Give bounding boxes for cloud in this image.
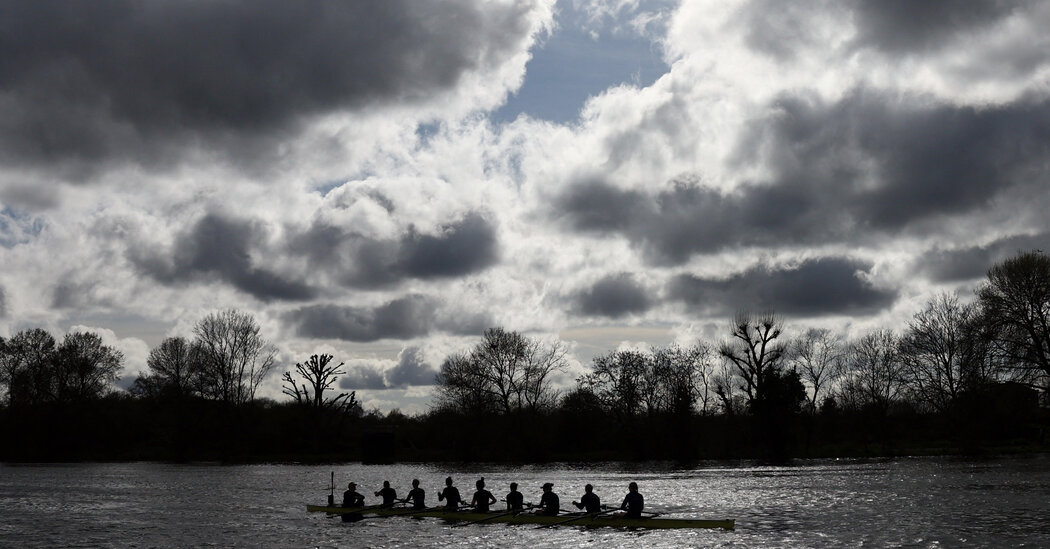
[285,296,435,342]
[556,90,1050,265]
[0,0,546,176]
[850,0,1019,53]
[129,213,315,302]
[668,257,897,317]
[336,346,438,390]
[572,273,653,318]
[0,284,6,318]
[386,346,439,388]
[290,211,500,288]
[924,233,1050,282]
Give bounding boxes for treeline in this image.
[1,252,1049,463]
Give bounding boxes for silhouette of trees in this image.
[899,293,984,412]
[789,328,844,413]
[435,327,567,415]
[0,329,121,406]
[192,309,276,404]
[578,344,713,418]
[53,332,124,402]
[976,250,1050,389]
[0,328,57,406]
[719,312,786,406]
[132,336,196,399]
[281,353,357,412]
[838,330,905,413]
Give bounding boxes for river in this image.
[2,455,1048,547]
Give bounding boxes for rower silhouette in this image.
[620,482,644,518]
[506,482,524,511]
[536,482,559,516]
[438,476,462,510]
[343,482,364,507]
[471,477,497,512]
[403,479,426,509]
[374,480,397,507]
[572,484,601,513]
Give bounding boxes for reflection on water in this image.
[1,455,1049,548]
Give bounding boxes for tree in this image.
[718,312,786,407]
[132,336,196,398]
[53,332,124,402]
[281,353,357,412]
[789,328,844,413]
[434,328,567,415]
[898,292,982,412]
[579,349,649,418]
[976,250,1050,389]
[653,344,714,416]
[0,328,56,405]
[839,330,905,412]
[192,310,277,405]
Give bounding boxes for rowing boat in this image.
[306,505,734,530]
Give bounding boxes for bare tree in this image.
[434,328,567,415]
[579,349,649,418]
[840,330,905,412]
[192,310,277,405]
[133,336,196,398]
[54,332,124,402]
[653,343,714,416]
[789,328,844,413]
[281,353,356,411]
[0,328,56,405]
[712,355,741,415]
[899,292,982,412]
[718,312,786,406]
[976,250,1050,390]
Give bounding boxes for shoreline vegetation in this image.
[2,251,1049,464]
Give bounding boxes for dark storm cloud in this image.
[0,0,536,173]
[290,212,500,288]
[285,296,435,342]
[668,257,897,317]
[572,273,653,318]
[339,366,389,391]
[924,233,1050,282]
[557,90,1050,265]
[129,213,315,301]
[850,0,1019,53]
[285,295,491,342]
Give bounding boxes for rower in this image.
[572,484,601,513]
[471,478,497,513]
[438,476,462,511]
[343,482,365,507]
[374,480,397,507]
[536,482,559,516]
[505,482,524,511]
[402,479,426,510]
[620,482,644,518]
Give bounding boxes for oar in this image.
[537,507,617,528]
[452,503,534,528]
[600,505,663,519]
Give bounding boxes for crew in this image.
[342,482,365,507]
[403,479,426,510]
[374,480,397,507]
[572,484,601,513]
[620,481,644,518]
[505,482,524,511]
[471,478,497,513]
[438,476,462,510]
[536,482,559,516]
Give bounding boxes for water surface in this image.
[2,456,1048,547]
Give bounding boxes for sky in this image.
[2,0,1050,414]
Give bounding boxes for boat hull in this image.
[306,505,734,530]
